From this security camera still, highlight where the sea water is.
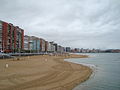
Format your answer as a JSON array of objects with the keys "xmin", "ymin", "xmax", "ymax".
[{"xmin": 65, "ymin": 53, "xmax": 120, "ymax": 90}]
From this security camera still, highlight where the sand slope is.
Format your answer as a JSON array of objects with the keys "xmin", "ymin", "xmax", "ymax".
[{"xmin": 0, "ymin": 54, "xmax": 92, "ymax": 90}]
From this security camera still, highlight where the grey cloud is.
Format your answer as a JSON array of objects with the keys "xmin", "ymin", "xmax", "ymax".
[{"xmin": 0, "ymin": 0, "xmax": 120, "ymax": 49}]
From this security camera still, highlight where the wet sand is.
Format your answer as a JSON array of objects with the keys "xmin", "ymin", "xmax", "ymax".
[{"xmin": 0, "ymin": 54, "xmax": 92, "ymax": 90}]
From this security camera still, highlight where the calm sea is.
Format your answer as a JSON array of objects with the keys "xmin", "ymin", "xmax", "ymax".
[{"xmin": 65, "ymin": 53, "xmax": 120, "ymax": 90}]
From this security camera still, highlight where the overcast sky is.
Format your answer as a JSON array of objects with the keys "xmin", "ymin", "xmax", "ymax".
[{"xmin": 0, "ymin": 0, "xmax": 120, "ymax": 49}]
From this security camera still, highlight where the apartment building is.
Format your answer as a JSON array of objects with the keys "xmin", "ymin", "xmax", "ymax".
[
  {"xmin": 0, "ymin": 20, "xmax": 24, "ymax": 53},
  {"xmin": 45, "ymin": 41, "xmax": 48, "ymax": 52},
  {"xmin": 31, "ymin": 36, "xmax": 40, "ymax": 53},
  {"xmin": 65, "ymin": 47, "xmax": 71, "ymax": 52},
  {"xmin": 57, "ymin": 45, "xmax": 64, "ymax": 53},
  {"xmin": 40, "ymin": 38, "xmax": 46, "ymax": 52},
  {"xmin": 24, "ymin": 35, "xmax": 41, "ymax": 53},
  {"xmin": 24, "ymin": 35, "xmax": 30, "ymax": 50},
  {"xmin": 45, "ymin": 41, "xmax": 55, "ymax": 53},
  {"xmin": 49, "ymin": 42, "xmax": 55, "ymax": 52}
]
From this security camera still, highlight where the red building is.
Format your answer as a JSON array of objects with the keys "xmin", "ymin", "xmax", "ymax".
[
  {"xmin": 45, "ymin": 41, "xmax": 48, "ymax": 52},
  {"xmin": 40, "ymin": 38, "xmax": 46, "ymax": 52},
  {"xmin": 0, "ymin": 20, "xmax": 24, "ymax": 53}
]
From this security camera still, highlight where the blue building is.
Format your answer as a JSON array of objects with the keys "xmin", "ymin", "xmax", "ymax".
[{"xmin": 30, "ymin": 36, "xmax": 40, "ymax": 53}]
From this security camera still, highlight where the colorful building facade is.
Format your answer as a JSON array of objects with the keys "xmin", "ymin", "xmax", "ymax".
[
  {"xmin": 0, "ymin": 20, "xmax": 24, "ymax": 53},
  {"xmin": 31, "ymin": 36, "xmax": 40, "ymax": 53},
  {"xmin": 24, "ymin": 35, "xmax": 41, "ymax": 53},
  {"xmin": 40, "ymin": 38, "xmax": 46, "ymax": 52},
  {"xmin": 0, "ymin": 20, "xmax": 67, "ymax": 53}
]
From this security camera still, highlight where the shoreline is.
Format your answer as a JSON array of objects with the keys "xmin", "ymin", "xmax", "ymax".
[
  {"xmin": 0, "ymin": 54, "xmax": 92, "ymax": 90},
  {"xmin": 65, "ymin": 59, "xmax": 96, "ymax": 90}
]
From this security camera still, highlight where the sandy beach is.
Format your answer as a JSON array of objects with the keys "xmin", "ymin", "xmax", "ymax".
[{"xmin": 0, "ymin": 54, "xmax": 92, "ymax": 90}]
